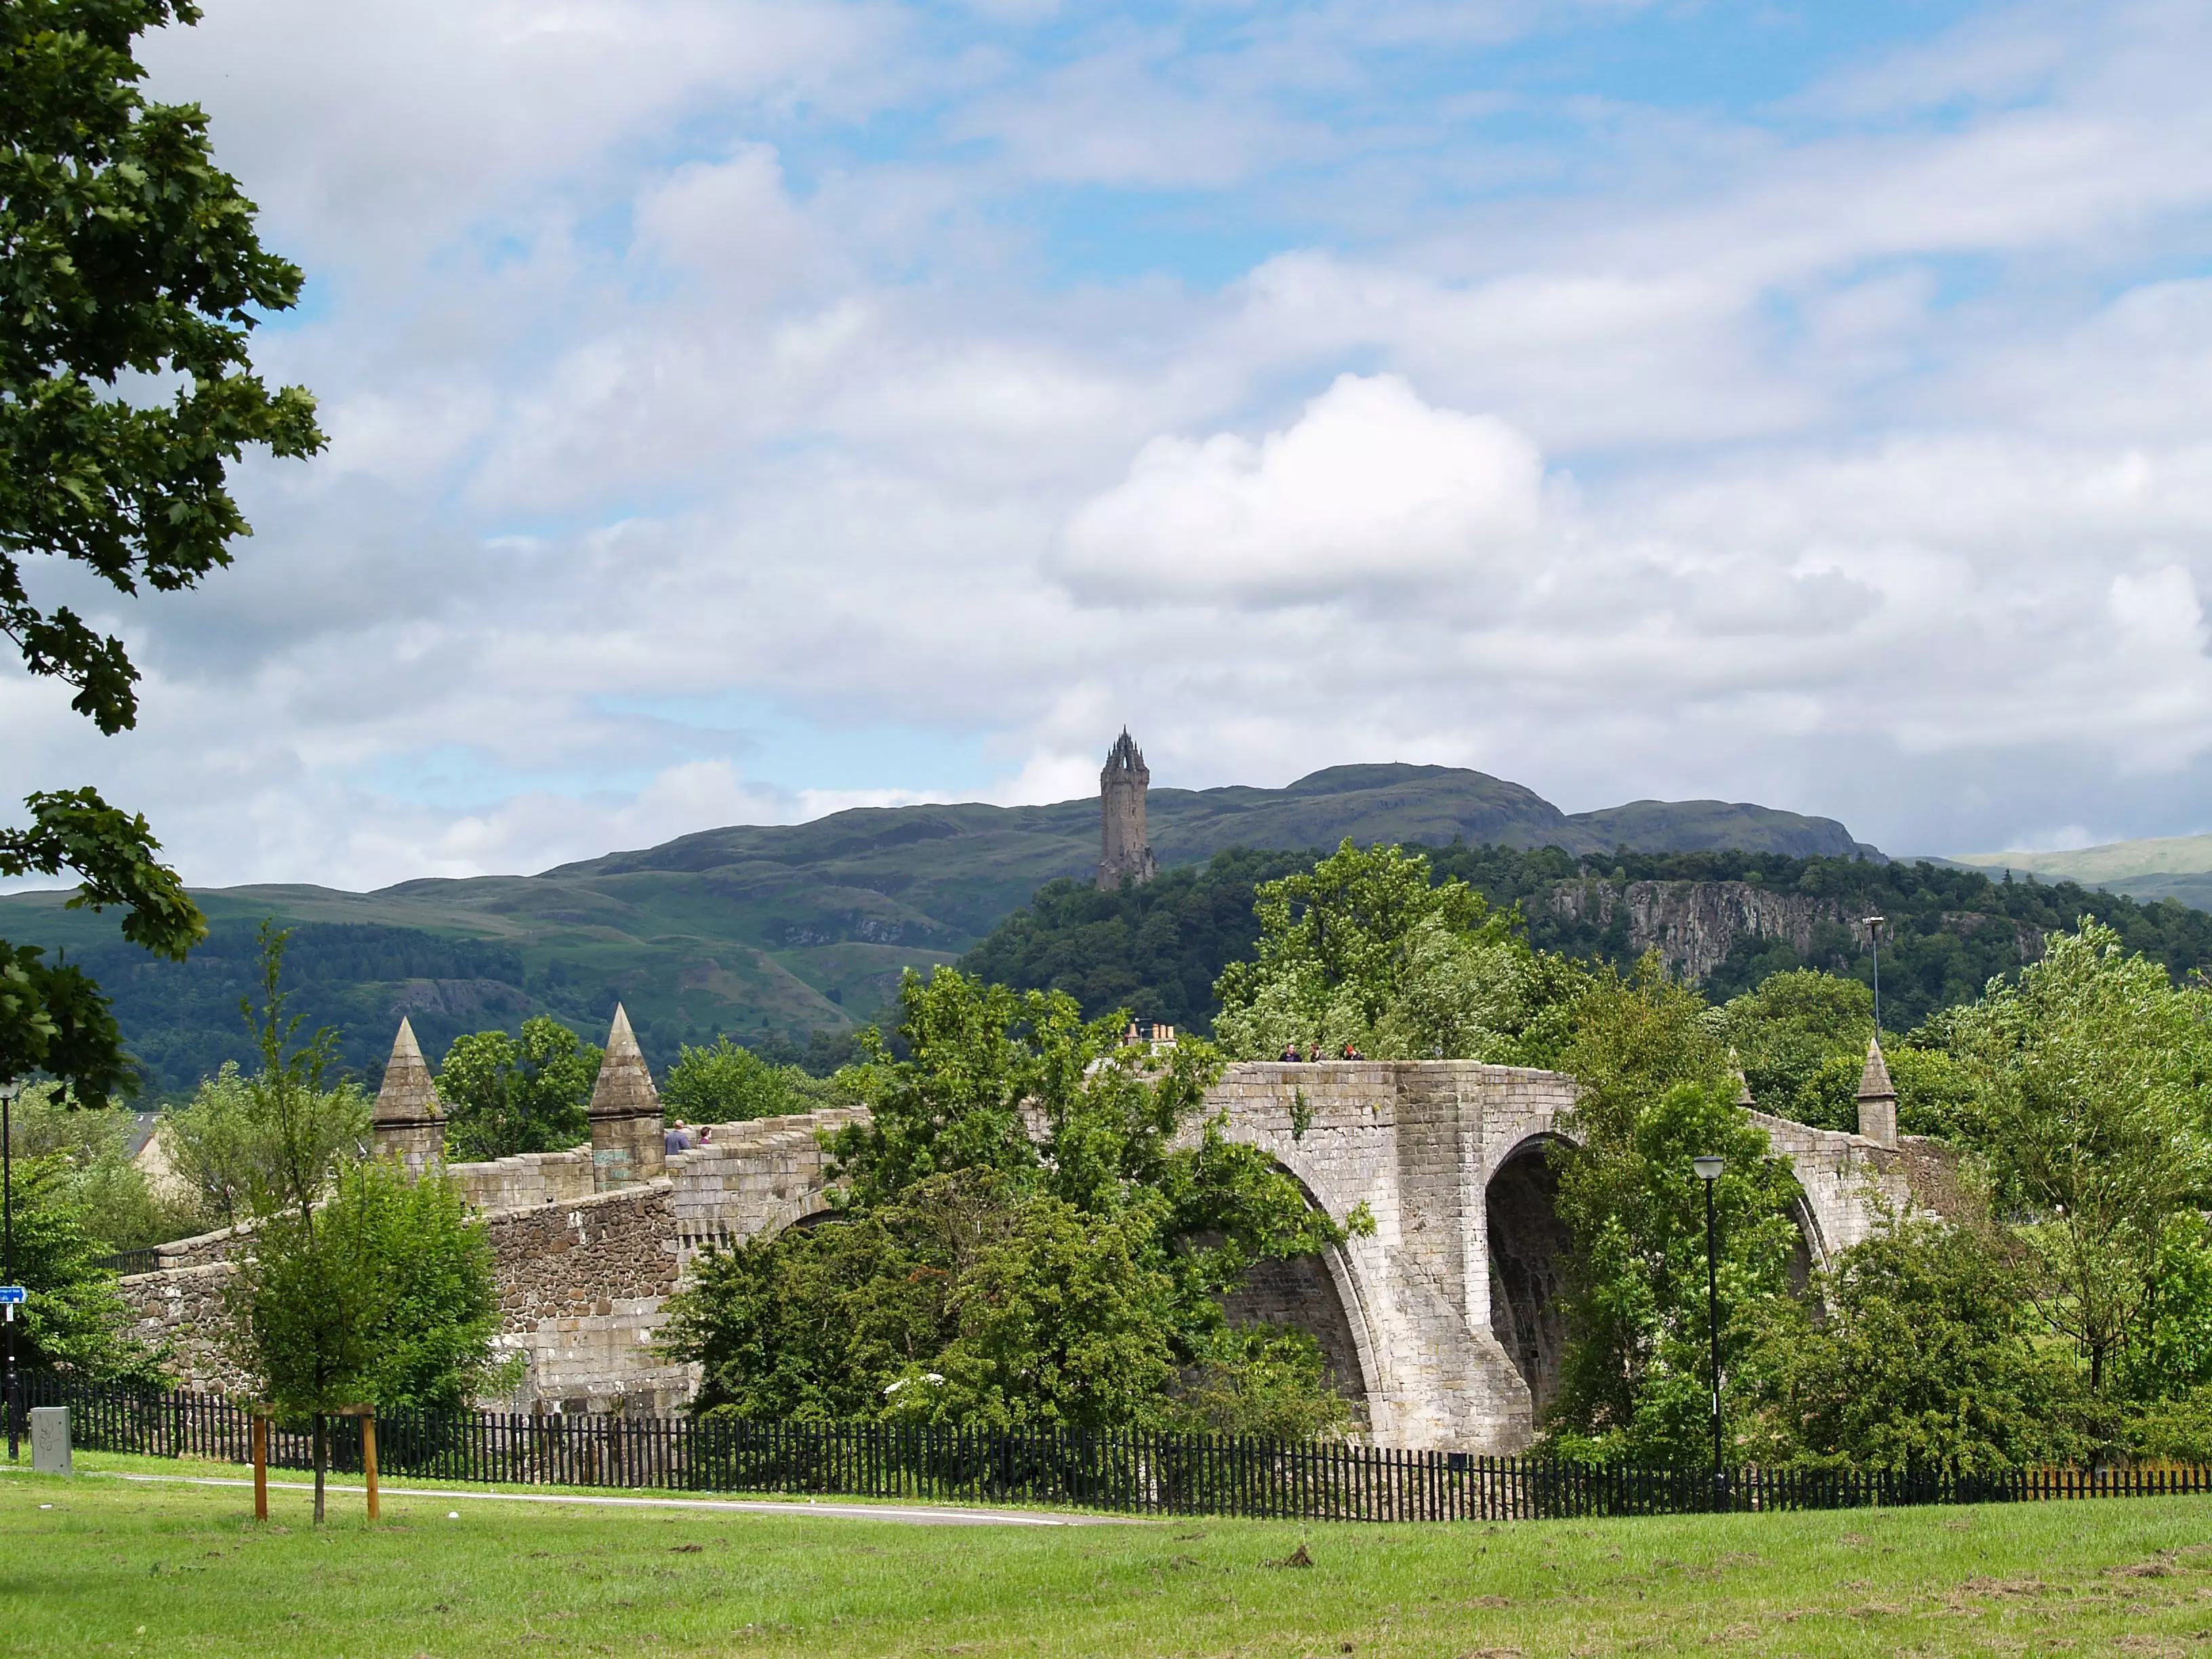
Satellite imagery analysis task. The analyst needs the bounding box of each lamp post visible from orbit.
[3,1077,18,1462]
[1864,915,1886,1038]
[1692,1153,1725,1509]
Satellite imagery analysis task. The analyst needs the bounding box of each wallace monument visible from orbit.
[1097,728,1160,889]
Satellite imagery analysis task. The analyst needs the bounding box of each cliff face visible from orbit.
[1549,880,2043,984]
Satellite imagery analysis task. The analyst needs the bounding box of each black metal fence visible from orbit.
[20,1376,2211,1522]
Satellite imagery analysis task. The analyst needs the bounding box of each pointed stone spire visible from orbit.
[1856,1035,1898,1149]
[371,1017,445,1176]
[1728,1048,1755,1109]
[588,1004,665,1190]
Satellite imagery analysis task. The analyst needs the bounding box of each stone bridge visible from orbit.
[120,1020,1943,1452]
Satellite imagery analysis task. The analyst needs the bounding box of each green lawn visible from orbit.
[2,1461,2207,1657]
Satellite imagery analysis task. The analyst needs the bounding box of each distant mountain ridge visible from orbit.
[1,763,1875,1095]
[1951,834,2212,915]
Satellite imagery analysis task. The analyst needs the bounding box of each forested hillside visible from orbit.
[962,846,2212,1036]
[0,765,1877,1098]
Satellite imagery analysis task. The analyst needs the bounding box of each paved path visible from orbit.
[48,1468,1139,1528]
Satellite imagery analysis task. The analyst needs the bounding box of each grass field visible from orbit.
[3,1458,2209,1657]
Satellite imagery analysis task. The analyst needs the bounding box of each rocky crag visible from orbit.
[1547,879,2045,985]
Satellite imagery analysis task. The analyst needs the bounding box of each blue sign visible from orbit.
[0,1287,24,1305]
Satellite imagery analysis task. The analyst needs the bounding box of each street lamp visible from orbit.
[1692,1153,1725,1508]
[1864,915,1886,1038]
[2,1077,18,1462]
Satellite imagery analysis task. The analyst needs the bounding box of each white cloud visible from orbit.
[12,0,2212,894]
[1057,374,1544,605]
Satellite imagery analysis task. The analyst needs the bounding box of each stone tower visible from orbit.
[1856,1035,1898,1148]
[588,1004,667,1191]
[371,1017,446,1178]
[1097,728,1159,891]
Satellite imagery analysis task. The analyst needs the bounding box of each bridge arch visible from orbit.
[1211,1140,1389,1433]
[1483,1137,1573,1423]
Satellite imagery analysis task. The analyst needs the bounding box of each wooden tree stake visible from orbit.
[252,1414,268,1522]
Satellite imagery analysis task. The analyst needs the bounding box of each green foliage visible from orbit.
[1950,920,2212,1391]
[347,1162,517,1412]
[436,1017,601,1162]
[662,967,1359,1433]
[225,1155,513,1515]
[661,1037,853,1125]
[1545,960,1804,1465]
[959,849,1317,1032]
[1,790,202,1102]
[2120,1210,2212,1405]
[224,1170,382,1417]
[0,1149,166,1382]
[1168,1324,1354,1441]
[4,1080,196,1250]
[1211,840,1580,1063]
[1886,1040,1984,1142]
[1717,969,1872,1130]
[160,1059,368,1232]
[1740,1212,2095,1473]
[3,0,324,734]
[3,0,317,1106]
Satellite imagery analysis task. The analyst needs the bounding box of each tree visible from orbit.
[436,1018,600,1162]
[5,1080,197,1250]
[161,1059,369,1231]
[2,0,321,1097]
[1544,958,1805,1464]
[660,1037,852,1124]
[1950,920,2212,1393]
[661,967,1364,1434]
[346,1160,515,1412]
[1212,839,1578,1063]
[2,1151,165,1382]
[225,1167,386,1523]
[1740,1211,2093,1473]
[1717,969,1872,1130]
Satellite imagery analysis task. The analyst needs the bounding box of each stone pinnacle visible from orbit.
[372,1015,443,1127]
[589,1003,661,1121]
[1856,1035,1896,1105]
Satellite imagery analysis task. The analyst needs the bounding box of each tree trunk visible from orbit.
[312,1413,327,1525]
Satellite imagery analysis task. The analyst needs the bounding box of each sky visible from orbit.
[10,0,2212,888]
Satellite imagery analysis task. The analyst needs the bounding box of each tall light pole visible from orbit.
[1864,915,1886,1039]
[1692,1153,1725,1509]
[3,1077,18,1462]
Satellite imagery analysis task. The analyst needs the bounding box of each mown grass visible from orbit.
[3,1461,2207,1658]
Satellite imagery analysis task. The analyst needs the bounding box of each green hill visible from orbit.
[0,764,1871,1097]
[1952,834,2212,914]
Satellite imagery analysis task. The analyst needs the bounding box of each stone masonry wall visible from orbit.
[112,1066,1939,1449]
[482,1181,692,1414]
[449,1148,595,1214]
[115,1262,249,1393]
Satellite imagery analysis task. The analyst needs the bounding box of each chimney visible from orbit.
[1856,1036,1898,1148]
[371,1017,446,1178]
[587,1004,665,1191]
